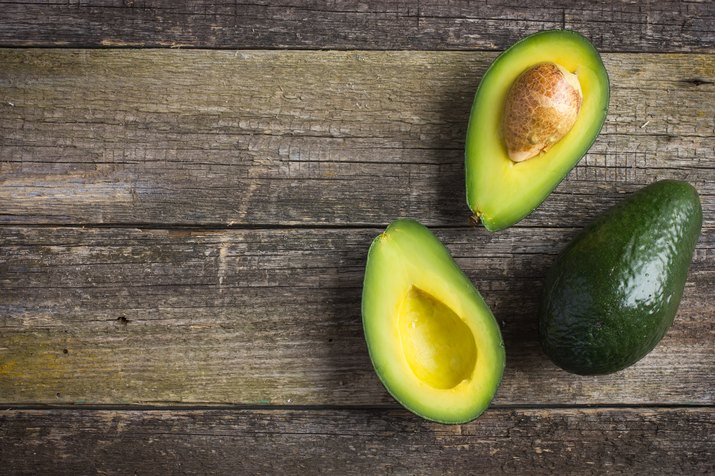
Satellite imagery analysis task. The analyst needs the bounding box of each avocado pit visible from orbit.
[502,62,583,163]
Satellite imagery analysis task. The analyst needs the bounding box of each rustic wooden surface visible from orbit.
[1,1,714,474]
[1,50,713,227]
[1,408,713,474]
[1,0,713,52]
[0,225,713,406]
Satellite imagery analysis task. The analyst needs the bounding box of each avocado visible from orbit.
[362,219,505,423]
[539,180,702,375]
[465,30,610,231]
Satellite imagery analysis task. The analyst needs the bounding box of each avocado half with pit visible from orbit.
[362,219,505,424]
[466,30,610,231]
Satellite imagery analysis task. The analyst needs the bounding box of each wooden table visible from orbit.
[1,2,713,474]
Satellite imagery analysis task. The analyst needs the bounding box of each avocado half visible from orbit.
[465,30,610,231]
[362,219,505,424]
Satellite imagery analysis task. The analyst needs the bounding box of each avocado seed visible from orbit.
[502,62,583,163]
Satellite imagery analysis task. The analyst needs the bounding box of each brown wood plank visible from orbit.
[1,225,712,405]
[0,1,713,52]
[0,407,712,474]
[1,50,714,228]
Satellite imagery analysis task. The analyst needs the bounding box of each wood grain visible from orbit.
[1,225,712,405]
[0,407,712,475]
[1,3,713,471]
[1,50,713,228]
[0,1,713,52]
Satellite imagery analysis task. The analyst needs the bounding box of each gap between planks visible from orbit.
[1,403,713,412]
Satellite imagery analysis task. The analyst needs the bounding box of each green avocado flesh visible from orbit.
[466,30,610,231]
[539,181,702,375]
[362,219,505,423]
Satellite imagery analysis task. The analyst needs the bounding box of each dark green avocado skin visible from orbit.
[539,180,703,375]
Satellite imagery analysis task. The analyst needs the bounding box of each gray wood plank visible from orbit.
[0,1,713,52]
[1,226,712,405]
[0,407,712,475]
[1,50,713,227]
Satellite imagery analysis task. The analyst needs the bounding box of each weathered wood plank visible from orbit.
[1,226,712,405]
[1,50,713,227]
[0,408,712,475]
[0,1,713,52]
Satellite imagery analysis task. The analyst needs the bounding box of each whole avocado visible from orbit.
[539,180,702,375]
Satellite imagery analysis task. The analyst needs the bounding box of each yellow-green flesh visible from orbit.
[466,30,610,231]
[362,219,505,423]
